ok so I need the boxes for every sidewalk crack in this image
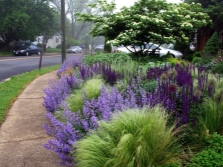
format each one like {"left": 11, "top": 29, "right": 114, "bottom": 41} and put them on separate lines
{"left": 0, "top": 136, "right": 52, "bottom": 144}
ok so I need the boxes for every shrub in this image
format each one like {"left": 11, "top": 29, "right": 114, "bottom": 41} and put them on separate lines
{"left": 174, "top": 41, "right": 194, "bottom": 61}
{"left": 74, "top": 106, "right": 182, "bottom": 167}
{"left": 56, "top": 44, "right": 62, "bottom": 48}
{"left": 192, "top": 57, "right": 202, "bottom": 64}
{"left": 166, "top": 58, "right": 180, "bottom": 65}
{"left": 192, "top": 51, "right": 216, "bottom": 69}
{"left": 173, "top": 40, "right": 188, "bottom": 53}
{"left": 213, "top": 50, "right": 223, "bottom": 65}
{"left": 203, "top": 32, "right": 221, "bottom": 55}
{"left": 184, "top": 53, "right": 194, "bottom": 61}
{"left": 104, "top": 39, "right": 112, "bottom": 53}
{"left": 141, "top": 79, "right": 157, "bottom": 92}
{"left": 193, "top": 51, "right": 201, "bottom": 58}
{"left": 82, "top": 52, "right": 132, "bottom": 65}
{"left": 187, "top": 134, "right": 223, "bottom": 167}
{"left": 211, "top": 63, "right": 223, "bottom": 74}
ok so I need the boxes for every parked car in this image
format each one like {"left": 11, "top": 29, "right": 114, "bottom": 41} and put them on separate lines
{"left": 117, "top": 43, "right": 183, "bottom": 58}
{"left": 116, "top": 46, "right": 137, "bottom": 53}
{"left": 95, "top": 45, "right": 104, "bottom": 52}
{"left": 13, "top": 45, "right": 42, "bottom": 56}
{"left": 67, "top": 46, "right": 82, "bottom": 53}
{"left": 14, "top": 41, "right": 33, "bottom": 50}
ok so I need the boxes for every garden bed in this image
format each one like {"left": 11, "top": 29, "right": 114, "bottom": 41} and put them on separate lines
{"left": 42, "top": 53, "right": 223, "bottom": 166}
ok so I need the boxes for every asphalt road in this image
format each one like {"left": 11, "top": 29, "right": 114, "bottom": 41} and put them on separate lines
{"left": 0, "top": 53, "right": 84, "bottom": 82}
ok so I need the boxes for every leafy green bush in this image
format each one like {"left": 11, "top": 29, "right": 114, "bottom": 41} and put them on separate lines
{"left": 67, "top": 77, "right": 104, "bottom": 112}
{"left": 192, "top": 57, "right": 203, "bottom": 64}
{"left": 82, "top": 52, "right": 132, "bottom": 65}
{"left": 74, "top": 106, "right": 182, "bottom": 167}
{"left": 141, "top": 80, "right": 157, "bottom": 92}
{"left": 174, "top": 41, "right": 194, "bottom": 61}
{"left": 203, "top": 32, "right": 221, "bottom": 55}
{"left": 192, "top": 51, "right": 216, "bottom": 69}
{"left": 187, "top": 134, "right": 223, "bottom": 167}
{"left": 193, "top": 51, "right": 201, "bottom": 58}
{"left": 184, "top": 53, "right": 194, "bottom": 61}
{"left": 166, "top": 57, "right": 188, "bottom": 66}
{"left": 104, "top": 39, "right": 112, "bottom": 53}
{"left": 174, "top": 40, "right": 188, "bottom": 53}
{"left": 56, "top": 44, "right": 62, "bottom": 48}
{"left": 211, "top": 63, "right": 223, "bottom": 74}
{"left": 66, "top": 36, "right": 79, "bottom": 48}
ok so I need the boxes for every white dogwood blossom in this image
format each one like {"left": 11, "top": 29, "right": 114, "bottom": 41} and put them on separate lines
{"left": 77, "top": 0, "right": 211, "bottom": 56}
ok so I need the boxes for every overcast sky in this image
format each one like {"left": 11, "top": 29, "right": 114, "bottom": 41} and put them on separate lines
{"left": 114, "top": 0, "right": 182, "bottom": 10}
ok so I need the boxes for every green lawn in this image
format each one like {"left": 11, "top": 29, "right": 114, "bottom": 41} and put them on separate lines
{"left": 0, "top": 48, "right": 61, "bottom": 57}
{"left": 45, "top": 48, "right": 61, "bottom": 53}
{"left": 0, "top": 51, "right": 13, "bottom": 57}
{"left": 0, "top": 65, "right": 60, "bottom": 124}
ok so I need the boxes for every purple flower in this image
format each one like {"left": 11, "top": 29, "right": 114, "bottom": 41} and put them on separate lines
{"left": 168, "top": 83, "right": 178, "bottom": 93}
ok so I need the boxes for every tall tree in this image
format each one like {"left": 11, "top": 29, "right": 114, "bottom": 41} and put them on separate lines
{"left": 49, "top": 0, "right": 98, "bottom": 41}
{"left": 0, "top": 0, "right": 59, "bottom": 50}
{"left": 77, "top": 0, "right": 211, "bottom": 56}
{"left": 184, "top": 0, "right": 223, "bottom": 32}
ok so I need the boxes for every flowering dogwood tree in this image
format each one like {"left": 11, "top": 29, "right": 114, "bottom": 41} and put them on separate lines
{"left": 77, "top": 0, "right": 211, "bottom": 56}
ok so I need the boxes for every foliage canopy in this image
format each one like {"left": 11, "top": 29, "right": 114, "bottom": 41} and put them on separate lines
{"left": 0, "top": 0, "right": 59, "bottom": 50}
{"left": 77, "top": 0, "right": 211, "bottom": 56}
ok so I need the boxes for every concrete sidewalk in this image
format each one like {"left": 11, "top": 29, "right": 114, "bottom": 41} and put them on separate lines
{"left": 0, "top": 71, "right": 65, "bottom": 167}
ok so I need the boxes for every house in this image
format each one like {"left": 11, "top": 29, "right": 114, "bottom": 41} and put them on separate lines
{"left": 46, "top": 36, "right": 61, "bottom": 48}
{"left": 33, "top": 36, "right": 62, "bottom": 48}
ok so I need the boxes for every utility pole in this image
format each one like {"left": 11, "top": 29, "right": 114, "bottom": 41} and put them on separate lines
{"left": 61, "top": 0, "right": 66, "bottom": 63}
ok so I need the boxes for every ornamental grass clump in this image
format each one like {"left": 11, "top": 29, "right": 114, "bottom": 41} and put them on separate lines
{"left": 67, "top": 77, "right": 104, "bottom": 112}
{"left": 111, "top": 59, "right": 139, "bottom": 83}
{"left": 197, "top": 95, "right": 223, "bottom": 135}
{"left": 74, "top": 106, "right": 182, "bottom": 167}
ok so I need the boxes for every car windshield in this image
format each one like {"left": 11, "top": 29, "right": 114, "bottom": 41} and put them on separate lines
{"left": 17, "top": 46, "right": 30, "bottom": 50}
{"left": 70, "top": 46, "right": 79, "bottom": 49}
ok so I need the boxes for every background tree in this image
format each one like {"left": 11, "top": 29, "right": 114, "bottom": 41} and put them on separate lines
{"left": 78, "top": 0, "right": 211, "bottom": 56}
{"left": 32, "top": 1, "right": 60, "bottom": 51}
{"left": 0, "top": 0, "right": 59, "bottom": 50}
{"left": 0, "top": 0, "right": 31, "bottom": 49}
{"left": 76, "top": 0, "right": 115, "bottom": 53}
{"left": 49, "top": 0, "right": 98, "bottom": 42}
{"left": 203, "top": 31, "right": 221, "bottom": 55}
{"left": 184, "top": 0, "right": 223, "bottom": 32}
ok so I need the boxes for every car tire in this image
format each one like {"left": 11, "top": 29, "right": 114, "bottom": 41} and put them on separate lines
{"left": 37, "top": 51, "right": 41, "bottom": 56}
{"left": 171, "top": 54, "right": 175, "bottom": 58}
{"left": 26, "top": 52, "right": 29, "bottom": 56}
